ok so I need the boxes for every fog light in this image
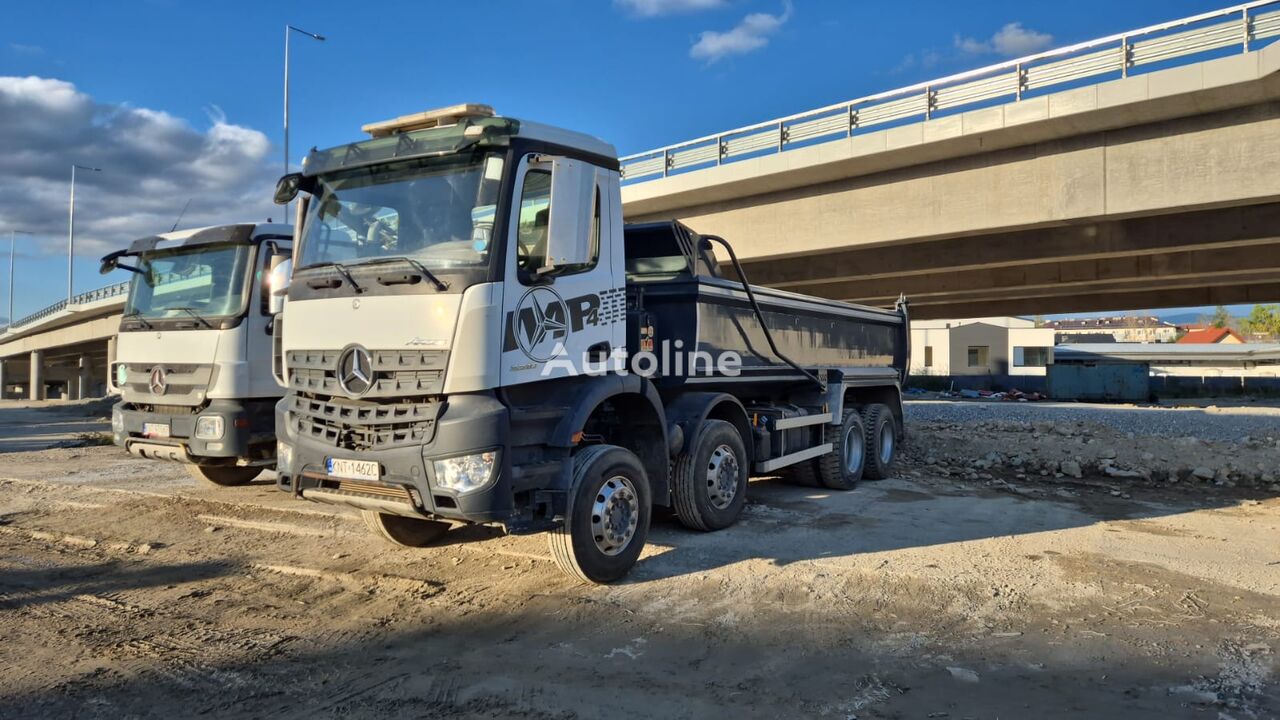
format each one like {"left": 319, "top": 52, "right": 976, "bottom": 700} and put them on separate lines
{"left": 195, "top": 415, "right": 225, "bottom": 440}
{"left": 276, "top": 440, "right": 293, "bottom": 472}
{"left": 432, "top": 450, "right": 498, "bottom": 494}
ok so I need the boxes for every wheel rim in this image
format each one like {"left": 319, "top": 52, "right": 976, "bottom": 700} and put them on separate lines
{"left": 590, "top": 475, "right": 640, "bottom": 556}
{"left": 879, "top": 422, "right": 894, "bottom": 464}
{"left": 844, "top": 425, "right": 864, "bottom": 474}
{"left": 705, "top": 444, "right": 741, "bottom": 510}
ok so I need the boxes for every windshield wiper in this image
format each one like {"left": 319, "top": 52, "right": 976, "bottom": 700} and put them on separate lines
{"left": 352, "top": 256, "right": 449, "bottom": 291}
{"left": 299, "top": 261, "right": 364, "bottom": 294}
{"left": 121, "top": 311, "right": 153, "bottom": 329}
{"left": 168, "top": 306, "right": 215, "bottom": 328}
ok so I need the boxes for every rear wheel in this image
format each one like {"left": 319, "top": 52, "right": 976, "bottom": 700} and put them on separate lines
{"left": 671, "top": 420, "right": 748, "bottom": 531}
{"left": 816, "top": 409, "right": 866, "bottom": 491}
{"left": 362, "top": 511, "right": 451, "bottom": 547}
{"left": 861, "top": 403, "right": 898, "bottom": 480}
{"left": 185, "top": 464, "right": 261, "bottom": 487}
{"left": 550, "top": 444, "right": 651, "bottom": 584}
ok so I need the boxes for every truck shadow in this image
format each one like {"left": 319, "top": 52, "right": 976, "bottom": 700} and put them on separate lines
{"left": 0, "top": 559, "right": 233, "bottom": 612}
{"left": 633, "top": 475, "right": 1278, "bottom": 581}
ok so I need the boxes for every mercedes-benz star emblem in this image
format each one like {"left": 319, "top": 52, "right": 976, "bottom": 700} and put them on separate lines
{"left": 148, "top": 366, "right": 168, "bottom": 396}
{"left": 337, "top": 346, "right": 374, "bottom": 398}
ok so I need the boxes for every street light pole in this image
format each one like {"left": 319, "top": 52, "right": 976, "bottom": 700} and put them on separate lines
{"left": 68, "top": 164, "right": 101, "bottom": 305}
{"left": 284, "top": 24, "right": 325, "bottom": 221}
{"left": 7, "top": 230, "right": 32, "bottom": 327}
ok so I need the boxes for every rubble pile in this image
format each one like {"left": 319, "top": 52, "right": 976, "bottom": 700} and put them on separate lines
{"left": 902, "top": 419, "right": 1280, "bottom": 490}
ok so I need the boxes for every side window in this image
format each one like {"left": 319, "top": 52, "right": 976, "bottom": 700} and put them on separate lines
{"left": 516, "top": 168, "right": 600, "bottom": 283}
{"left": 516, "top": 171, "right": 551, "bottom": 274}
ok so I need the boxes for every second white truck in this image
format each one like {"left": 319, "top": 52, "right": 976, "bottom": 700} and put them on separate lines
{"left": 102, "top": 223, "right": 292, "bottom": 485}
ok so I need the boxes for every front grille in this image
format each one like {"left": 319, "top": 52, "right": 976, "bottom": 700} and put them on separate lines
{"left": 289, "top": 394, "right": 440, "bottom": 452}
{"left": 284, "top": 348, "right": 448, "bottom": 452}
{"left": 287, "top": 349, "right": 447, "bottom": 399}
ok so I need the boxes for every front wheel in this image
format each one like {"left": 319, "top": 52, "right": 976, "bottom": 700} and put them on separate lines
{"left": 185, "top": 464, "right": 261, "bottom": 487}
{"left": 362, "top": 511, "right": 451, "bottom": 547}
{"left": 549, "top": 444, "right": 651, "bottom": 584}
{"left": 671, "top": 420, "right": 748, "bottom": 531}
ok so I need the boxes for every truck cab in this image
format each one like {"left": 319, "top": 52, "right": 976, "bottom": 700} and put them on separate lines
{"left": 272, "top": 105, "right": 908, "bottom": 582}
{"left": 102, "top": 223, "right": 292, "bottom": 486}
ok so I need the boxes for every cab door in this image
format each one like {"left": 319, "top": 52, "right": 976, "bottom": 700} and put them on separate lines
{"left": 499, "top": 154, "right": 623, "bottom": 387}
{"left": 246, "top": 240, "right": 290, "bottom": 398}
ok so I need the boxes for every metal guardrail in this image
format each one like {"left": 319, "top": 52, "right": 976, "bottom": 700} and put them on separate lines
{"left": 1, "top": 281, "right": 130, "bottom": 333}
{"left": 620, "top": 0, "right": 1280, "bottom": 182}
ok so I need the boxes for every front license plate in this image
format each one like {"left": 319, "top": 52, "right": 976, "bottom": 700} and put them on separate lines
{"left": 142, "top": 422, "right": 170, "bottom": 439}
{"left": 327, "top": 457, "right": 380, "bottom": 481}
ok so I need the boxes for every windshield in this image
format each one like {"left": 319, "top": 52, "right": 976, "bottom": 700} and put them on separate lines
{"left": 124, "top": 244, "right": 253, "bottom": 320}
{"left": 297, "top": 153, "right": 504, "bottom": 272}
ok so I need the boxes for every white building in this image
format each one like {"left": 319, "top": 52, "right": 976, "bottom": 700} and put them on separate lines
{"left": 911, "top": 317, "right": 1056, "bottom": 377}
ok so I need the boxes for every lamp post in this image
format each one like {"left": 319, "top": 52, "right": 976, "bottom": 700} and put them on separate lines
{"left": 284, "top": 24, "right": 325, "bottom": 221}
{"left": 68, "top": 164, "right": 101, "bottom": 305}
{"left": 7, "top": 230, "right": 32, "bottom": 327}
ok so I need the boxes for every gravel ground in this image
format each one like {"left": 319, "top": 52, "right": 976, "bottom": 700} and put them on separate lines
{"left": 905, "top": 398, "right": 1280, "bottom": 442}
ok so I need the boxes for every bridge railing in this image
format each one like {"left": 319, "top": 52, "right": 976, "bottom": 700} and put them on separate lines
{"left": 1, "top": 281, "right": 130, "bottom": 334}
{"left": 620, "top": 0, "right": 1280, "bottom": 182}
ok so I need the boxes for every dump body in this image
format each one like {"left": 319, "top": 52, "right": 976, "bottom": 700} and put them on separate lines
{"left": 623, "top": 222, "right": 908, "bottom": 395}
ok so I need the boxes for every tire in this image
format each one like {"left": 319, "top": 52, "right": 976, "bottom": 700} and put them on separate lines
{"left": 816, "top": 409, "right": 866, "bottom": 491}
{"left": 362, "top": 510, "right": 450, "bottom": 547}
{"left": 549, "top": 444, "right": 651, "bottom": 584}
{"left": 861, "top": 403, "right": 898, "bottom": 481}
{"left": 671, "top": 420, "right": 748, "bottom": 532}
{"left": 185, "top": 464, "right": 261, "bottom": 487}
{"left": 779, "top": 460, "right": 820, "bottom": 487}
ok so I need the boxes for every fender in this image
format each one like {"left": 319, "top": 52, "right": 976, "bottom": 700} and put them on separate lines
{"left": 548, "top": 374, "right": 670, "bottom": 503}
{"left": 663, "top": 392, "right": 754, "bottom": 464}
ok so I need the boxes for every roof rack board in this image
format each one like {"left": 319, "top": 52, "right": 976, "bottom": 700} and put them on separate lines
{"left": 361, "top": 103, "right": 495, "bottom": 138}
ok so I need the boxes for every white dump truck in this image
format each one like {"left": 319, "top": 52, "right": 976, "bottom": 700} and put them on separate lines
{"left": 270, "top": 105, "right": 908, "bottom": 581}
{"left": 101, "top": 223, "right": 292, "bottom": 485}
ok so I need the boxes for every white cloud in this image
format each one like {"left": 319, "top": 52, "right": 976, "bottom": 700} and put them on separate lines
{"left": 955, "top": 22, "right": 1054, "bottom": 58}
{"left": 616, "top": 0, "right": 726, "bottom": 17}
{"left": 0, "top": 76, "right": 279, "bottom": 258}
{"left": 8, "top": 43, "right": 45, "bottom": 56}
{"left": 690, "top": 1, "right": 792, "bottom": 64}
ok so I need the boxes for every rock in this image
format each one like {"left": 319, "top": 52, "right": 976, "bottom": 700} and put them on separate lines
{"left": 1140, "top": 452, "right": 1155, "bottom": 462}
{"left": 946, "top": 666, "right": 981, "bottom": 683}
{"left": 1098, "top": 449, "right": 1117, "bottom": 459}
{"left": 1104, "top": 466, "right": 1142, "bottom": 479}
{"left": 1060, "top": 461, "right": 1083, "bottom": 479}
{"left": 136, "top": 543, "right": 155, "bottom": 555}
{"left": 1191, "top": 467, "right": 1214, "bottom": 481}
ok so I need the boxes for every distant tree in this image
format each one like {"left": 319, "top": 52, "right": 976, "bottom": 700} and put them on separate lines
{"left": 1241, "top": 304, "right": 1280, "bottom": 340}
{"left": 1210, "top": 305, "right": 1231, "bottom": 329}
{"left": 1032, "top": 314, "right": 1046, "bottom": 328}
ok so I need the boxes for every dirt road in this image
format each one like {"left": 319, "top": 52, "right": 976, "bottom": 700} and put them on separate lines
{"left": 1, "top": 400, "right": 1277, "bottom": 718}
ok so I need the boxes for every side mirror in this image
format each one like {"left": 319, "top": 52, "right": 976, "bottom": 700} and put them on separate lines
{"left": 541, "top": 158, "right": 595, "bottom": 274}
{"left": 267, "top": 258, "right": 292, "bottom": 316}
{"left": 99, "top": 257, "right": 117, "bottom": 275}
{"left": 274, "top": 173, "right": 304, "bottom": 205}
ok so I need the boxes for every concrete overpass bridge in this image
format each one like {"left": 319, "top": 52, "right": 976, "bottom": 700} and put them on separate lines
{"left": 0, "top": 283, "right": 126, "bottom": 400}
{"left": 620, "top": 1, "right": 1280, "bottom": 319}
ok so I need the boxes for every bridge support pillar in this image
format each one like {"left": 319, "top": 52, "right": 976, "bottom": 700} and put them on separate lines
{"left": 0, "top": 358, "right": 6, "bottom": 400}
{"left": 77, "top": 354, "right": 90, "bottom": 400}
{"left": 29, "top": 350, "right": 42, "bottom": 401}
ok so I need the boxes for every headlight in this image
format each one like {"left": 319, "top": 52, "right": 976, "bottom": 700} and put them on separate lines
{"left": 195, "top": 416, "right": 225, "bottom": 440}
{"left": 111, "top": 407, "right": 124, "bottom": 434}
{"left": 432, "top": 450, "right": 498, "bottom": 494}
{"left": 114, "top": 364, "right": 128, "bottom": 388}
{"left": 276, "top": 440, "right": 293, "bottom": 472}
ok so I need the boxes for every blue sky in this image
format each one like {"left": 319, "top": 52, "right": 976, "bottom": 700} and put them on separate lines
{"left": 0, "top": 0, "right": 1262, "bottom": 321}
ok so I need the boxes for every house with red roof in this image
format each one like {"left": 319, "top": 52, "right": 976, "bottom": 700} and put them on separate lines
{"left": 1177, "top": 327, "right": 1244, "bottom": 344}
